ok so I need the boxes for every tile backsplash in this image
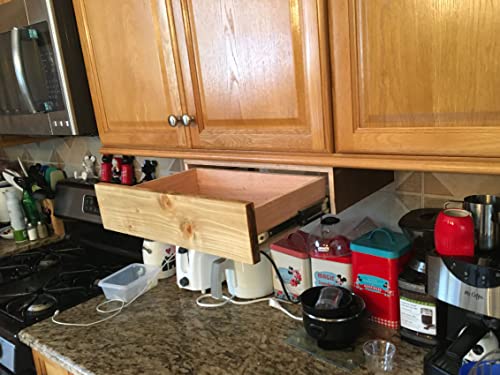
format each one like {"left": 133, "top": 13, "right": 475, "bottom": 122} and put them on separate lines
{"left": 0, "top": 137, "right": 181, "bottom": 179}
{"left": 3, "top": 137, "right": 500, "bottom": 232}
{"left": 395, "top": 171, "right": 500, "bottom": 211}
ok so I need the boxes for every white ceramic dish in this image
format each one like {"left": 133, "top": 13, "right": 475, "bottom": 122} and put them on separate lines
{"left": 0, "top": 226, "right": 14, "bottom": 240}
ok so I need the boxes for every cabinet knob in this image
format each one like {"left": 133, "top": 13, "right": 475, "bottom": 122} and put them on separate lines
{"left": 168, "top": 114, "right": 179, "bottom": 127}
{"left": 181, "top": 114, "right": 195, "bottom": 127}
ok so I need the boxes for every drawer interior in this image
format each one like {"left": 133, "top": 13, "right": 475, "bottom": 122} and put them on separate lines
{"left": 96, "top": 168, "right": 326, "bottom": 264}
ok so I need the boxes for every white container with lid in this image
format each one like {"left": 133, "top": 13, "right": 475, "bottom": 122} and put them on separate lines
{"left": 98, "top": 263, "right": 160, "bottom": 303}
{"left": 270, "top": 230, "right": 311, "bottom": 302}
{"left": 307, "top": 215, "right": 353, "bottom": 290}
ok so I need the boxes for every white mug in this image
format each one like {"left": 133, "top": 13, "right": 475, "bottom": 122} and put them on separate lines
{"left": 142, "top": 240, "right": 176, "bottom": 279}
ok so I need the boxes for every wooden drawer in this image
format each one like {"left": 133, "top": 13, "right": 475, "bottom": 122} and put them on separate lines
{"left": 95, "top": 168, "right": 326, "bottom": 264}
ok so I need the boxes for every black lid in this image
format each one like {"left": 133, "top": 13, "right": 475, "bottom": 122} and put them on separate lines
{"left": 398, "top": 208, "right": 440, "bottom": 232}
{"left": 321, "top": 216, "right": 340, "bottom": 225}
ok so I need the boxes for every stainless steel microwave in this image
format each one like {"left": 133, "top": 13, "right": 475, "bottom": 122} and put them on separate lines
{"left": 0, "top": 0, "right": 96, "bottom": 136}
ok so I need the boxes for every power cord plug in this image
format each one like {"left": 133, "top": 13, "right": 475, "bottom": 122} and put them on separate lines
{"left": 268, "top": 298, "right": 302, "bottom": 321}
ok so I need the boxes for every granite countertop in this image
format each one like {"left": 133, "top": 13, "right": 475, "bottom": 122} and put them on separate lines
{"left": 20, "top": 279, "right": 427, "bottom": 375}
{"left": 0, "top": 234, "right": 63, "bottom": 257}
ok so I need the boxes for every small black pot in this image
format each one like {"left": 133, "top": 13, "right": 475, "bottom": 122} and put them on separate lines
{"left": 300, "top": 286, "right": 365, "bottom": 350}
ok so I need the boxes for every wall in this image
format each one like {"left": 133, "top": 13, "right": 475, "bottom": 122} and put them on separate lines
{"left": 0, "top": 137, "right": 182, "bottom": 179}
{"left": 3, "top": 137, "right": 500, "bottom": 231}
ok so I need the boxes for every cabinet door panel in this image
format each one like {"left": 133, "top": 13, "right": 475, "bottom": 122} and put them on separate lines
{"left": 332, "top": 0, "right": 500, "bottom": 157}
{"left": 177, "top": 0, "right": 331, "bottom": 152}
{"left": 74, "top": 0, "right": 188, "bottom": 149}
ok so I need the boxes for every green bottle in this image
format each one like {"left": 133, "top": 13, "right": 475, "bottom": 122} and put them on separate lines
{"left": 22, "top": 189, "right": 40, "bottom": 225}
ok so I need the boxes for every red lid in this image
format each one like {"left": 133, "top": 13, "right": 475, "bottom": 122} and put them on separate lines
{"left": 270, "top": 231, "right": 309, "bottom": 259}
{"left": 310, "top": 252, "right": 352, "bottom": 263}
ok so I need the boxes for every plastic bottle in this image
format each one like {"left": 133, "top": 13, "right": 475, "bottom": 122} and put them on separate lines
{"left": 22, "top": 188, "right": 40, "bottom": 225}
{"left": 5, "top": 190, "right": 27, "bottom": 243}
{"left": 27, "top": 223, "right": 38, "bottom": 241}
{"left": 36, "top": 221, "right": 48, "bottom": 239}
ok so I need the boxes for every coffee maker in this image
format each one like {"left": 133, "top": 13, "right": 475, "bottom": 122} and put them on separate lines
{"left": 424, "top": 253, "right": 500, "bottom": 374}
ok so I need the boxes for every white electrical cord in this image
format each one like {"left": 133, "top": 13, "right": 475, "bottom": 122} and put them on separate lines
{"left": 51, "top": 257, "right": 170, "bottom": 327}
{"left": 195, "top": 293, "right": 303, "bottom": 321}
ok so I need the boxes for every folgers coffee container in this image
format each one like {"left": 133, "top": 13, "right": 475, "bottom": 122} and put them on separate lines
{"left": 351, "top": 228, "right": 411, "bottom": 329}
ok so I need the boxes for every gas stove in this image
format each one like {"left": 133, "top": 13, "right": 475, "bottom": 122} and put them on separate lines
{"left": 0, "top": 179, "right": 143, "bottom": 374}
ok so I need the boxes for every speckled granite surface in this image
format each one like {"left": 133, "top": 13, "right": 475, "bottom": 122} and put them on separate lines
{"left": 0, "top": 234, "right": 63, "bottom": 258}
{"left": 20, "top": 279, "right": 427, "bottom": 375}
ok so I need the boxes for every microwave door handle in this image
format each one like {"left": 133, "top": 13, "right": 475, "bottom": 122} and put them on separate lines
{"left": 11, "top": 27, "right": 36, "bottom": 114}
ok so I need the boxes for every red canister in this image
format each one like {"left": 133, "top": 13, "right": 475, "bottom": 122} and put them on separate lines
{"left": 351, "top": 228, "right": 412, "bottom": 329}
{"left": 434, "top": 209, "right": 474, "bottom": 257}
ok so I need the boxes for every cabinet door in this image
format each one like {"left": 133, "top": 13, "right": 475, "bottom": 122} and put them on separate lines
{"left": 173, "top": 0, "right": 332, "bottom": 152}
{"left": 33, "top": 350, "right": 73, "bottom": 375}
{"left": 73, "top": 0, "right": 189, "bottom": 149}
{"left": 332, "top": 0, "right": 500, "bottom": 157}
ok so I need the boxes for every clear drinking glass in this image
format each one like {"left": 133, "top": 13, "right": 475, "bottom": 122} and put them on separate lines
{"left": 363, "top": 339, "right": 396, "bottom": 373}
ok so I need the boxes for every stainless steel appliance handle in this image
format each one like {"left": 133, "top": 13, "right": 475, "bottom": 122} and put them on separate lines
{"left": 11, "top": 27, "right": 36, "bottom": 114}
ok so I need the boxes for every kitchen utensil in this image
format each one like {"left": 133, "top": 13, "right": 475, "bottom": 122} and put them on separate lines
{"left": 363, "top": 339, "right": 396, "bottom": 373}
{"left": 142, "top": 240, "right": 176, "bottom": 279}
{"left": 434, "top": 209, "right": 474, "bottom": 257}
{"left": 445, "top": 195, "right": 500, "bottom": 252}
{"left": 300, "top": 286, "right": 365, "bottom": 350}
{"left": 17, "top": 158, "right": 28, "bottom": 178}
{"left": 176, "top": 247, "right": 221, "bottom": 293}
{"left": 351, "top": 228, "right": 412, "bottom": 328}
{"left": 270, "top": 230, "right": 312, "bottom": 302}
{"left": 1, "top": 170, "right": 23, "bottom": 192}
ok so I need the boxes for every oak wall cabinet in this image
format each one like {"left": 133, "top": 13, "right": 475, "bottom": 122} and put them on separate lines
{"left": 331, "top": 0, "right": 500, "bottom": 157}
{"left": 74, "top": 0, "right": 332, "bottom": 153}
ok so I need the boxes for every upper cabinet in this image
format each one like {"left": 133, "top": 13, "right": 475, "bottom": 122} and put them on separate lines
{"left": 173, "top": 0, "right": 332, "bottom": 152}
{"left": 74, "top": 0, "right": 332, "bottom": 153}
{"left": 331, "top": 0, "right": 500, "bottom": 157}
{"left": 73, "top": 0, "right": 189, "bottom": 149}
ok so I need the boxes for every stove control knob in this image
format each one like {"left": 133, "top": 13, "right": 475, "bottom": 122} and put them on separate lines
{"left": 179, "top": 277, "right": 189, "bottom": 287}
